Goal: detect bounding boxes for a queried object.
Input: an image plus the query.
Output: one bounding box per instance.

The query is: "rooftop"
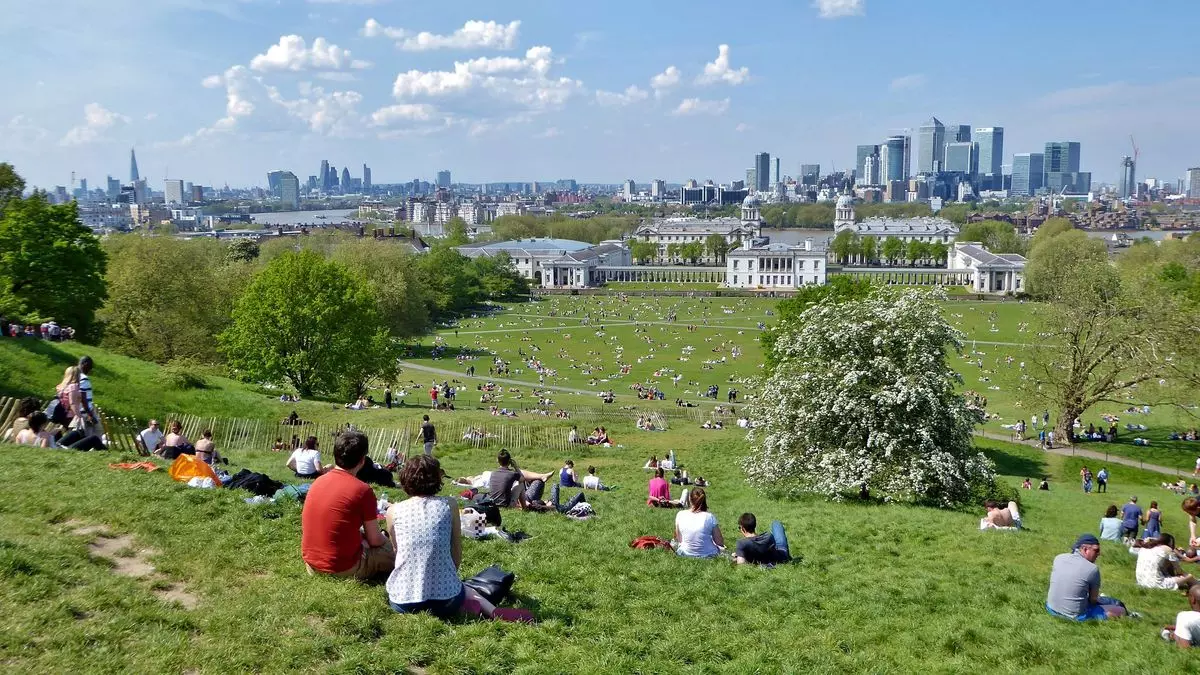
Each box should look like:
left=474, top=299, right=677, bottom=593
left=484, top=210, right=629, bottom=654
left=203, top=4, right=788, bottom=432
left=464, top=237, right=593, bottom=253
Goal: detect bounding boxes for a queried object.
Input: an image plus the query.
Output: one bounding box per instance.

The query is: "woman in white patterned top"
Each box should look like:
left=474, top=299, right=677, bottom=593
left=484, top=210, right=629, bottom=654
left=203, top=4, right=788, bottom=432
left=385, top=455, right=497, bottom=619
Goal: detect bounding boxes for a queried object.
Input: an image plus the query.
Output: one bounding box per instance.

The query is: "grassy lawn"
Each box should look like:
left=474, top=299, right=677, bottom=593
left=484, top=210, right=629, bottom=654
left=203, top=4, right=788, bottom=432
left=2, top=432, right=1198, bottom=673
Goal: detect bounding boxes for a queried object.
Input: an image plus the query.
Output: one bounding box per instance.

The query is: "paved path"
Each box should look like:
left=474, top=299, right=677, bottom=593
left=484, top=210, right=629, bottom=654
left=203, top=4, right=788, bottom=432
left=974, top=430, right=1187, bottom=478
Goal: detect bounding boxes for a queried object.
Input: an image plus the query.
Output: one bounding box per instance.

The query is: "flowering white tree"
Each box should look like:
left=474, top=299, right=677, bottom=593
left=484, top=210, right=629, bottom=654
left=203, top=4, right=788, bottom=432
left=743, top=288, right=993, bottom=506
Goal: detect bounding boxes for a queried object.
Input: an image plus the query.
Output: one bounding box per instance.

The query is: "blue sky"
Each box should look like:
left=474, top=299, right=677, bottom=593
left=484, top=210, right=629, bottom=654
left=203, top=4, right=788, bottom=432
left=3, top=0, right=1199, bottom=189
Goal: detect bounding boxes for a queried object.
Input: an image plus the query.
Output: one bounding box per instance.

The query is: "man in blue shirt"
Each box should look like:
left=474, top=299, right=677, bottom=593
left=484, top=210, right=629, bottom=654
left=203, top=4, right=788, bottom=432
left=1120, top=496, right=1143, bottom=542
left=1096, top=467, right=1109, bottom=493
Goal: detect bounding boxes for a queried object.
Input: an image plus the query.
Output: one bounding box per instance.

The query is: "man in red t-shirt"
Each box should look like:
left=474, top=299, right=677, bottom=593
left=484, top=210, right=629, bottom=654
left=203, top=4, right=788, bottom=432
left=429, top=386, right=438, bottom=409
left=301, top=430, right=393, bottom=579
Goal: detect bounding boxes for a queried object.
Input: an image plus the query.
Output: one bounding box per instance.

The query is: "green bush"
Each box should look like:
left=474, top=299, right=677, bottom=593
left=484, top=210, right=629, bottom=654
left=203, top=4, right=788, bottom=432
left=155, top=358, right=209, bottom=391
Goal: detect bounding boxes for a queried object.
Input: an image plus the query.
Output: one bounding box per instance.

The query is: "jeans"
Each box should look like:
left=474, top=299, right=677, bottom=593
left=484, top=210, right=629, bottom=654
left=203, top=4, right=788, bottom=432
left=60, top=429, right=106, bottom=451
left=389, top=587, right=465, bottom=619
left=525, top=479, right=546, bottom=502
left=770, top=520, right=791, bottom=561
left=550, top=482, right=586, bottom=513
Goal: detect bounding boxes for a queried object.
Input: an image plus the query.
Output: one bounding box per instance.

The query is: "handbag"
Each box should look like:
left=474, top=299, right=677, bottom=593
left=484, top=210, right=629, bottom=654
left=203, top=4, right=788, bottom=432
left=463, top=565, right=515, bottom=605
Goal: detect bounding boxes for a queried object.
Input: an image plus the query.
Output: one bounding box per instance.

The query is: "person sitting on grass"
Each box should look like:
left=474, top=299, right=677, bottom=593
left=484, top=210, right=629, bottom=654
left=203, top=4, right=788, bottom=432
left=1163, top=585, right=1200, bottom=648
left=1046, top=533, right=1127, bottom=621
left=647, top=467, right=676, bottom=507
left=384, top=455, right=503, bottom=620
left=733, top=513, right=791, bottom=566
left=301, top=431, right=393, bottom=580
left=559, top=460, right=579, bottom=488
left=673, top=488, right=724, bottom=558
left=1099, top=505, right=1123, bottom=542
left=1134, top=534, right=1196, bottom=591
left=981, top=500, right=1022, bottom=530
left=194, top=429, right=221, bottom=465
left=644, top=455, right=659, bottom=470
left=582, top=466, right=610, bottom=491
left=486, top=449, right=553, bottom=509
left=287, top=436, right=325, bottom=479
left=14, top=411, right=55, bottom=448
left=2, top=397, right=40, bottom=443
left=158, top=420, right=194, bottom=460
left=1039, top=477, right=1050, bottom=491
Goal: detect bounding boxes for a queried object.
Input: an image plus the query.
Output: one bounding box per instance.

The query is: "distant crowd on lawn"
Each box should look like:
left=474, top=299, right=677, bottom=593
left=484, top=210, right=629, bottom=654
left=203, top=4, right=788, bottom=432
left=0, top=316, right=76, bottom=341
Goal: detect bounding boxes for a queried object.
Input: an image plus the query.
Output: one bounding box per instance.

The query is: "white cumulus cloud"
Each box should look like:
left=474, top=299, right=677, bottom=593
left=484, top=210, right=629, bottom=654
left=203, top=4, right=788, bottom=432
left=696, top=45, right=749, bottom=86
left=370, top=103, right=439, bottom=126
left=889, top=73, right=926, bottom=91
left=813, top=0, right=864, bottom=19
left=595, top=85, right=649, bottom=106
left=59, top=103, right=130, bottom=146
left=672, top=97, right=730, bottom=116
left=650, top=65, right=681, bottom=96
left=249, top=35, right=370, bottom=72
left=363, top=19, right=520, bottom=51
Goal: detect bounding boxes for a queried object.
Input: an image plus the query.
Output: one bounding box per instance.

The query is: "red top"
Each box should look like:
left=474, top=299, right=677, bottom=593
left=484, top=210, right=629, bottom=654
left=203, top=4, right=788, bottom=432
left=430, top=387, right=438, bottom=400
left=301, top=469, right=377, bottom=573
left=648, top=477, right=671, bottom=501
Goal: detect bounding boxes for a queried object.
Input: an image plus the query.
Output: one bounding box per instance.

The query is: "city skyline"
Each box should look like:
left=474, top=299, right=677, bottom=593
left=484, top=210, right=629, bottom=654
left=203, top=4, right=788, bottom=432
left=3, top=0, right=1199, bottom=188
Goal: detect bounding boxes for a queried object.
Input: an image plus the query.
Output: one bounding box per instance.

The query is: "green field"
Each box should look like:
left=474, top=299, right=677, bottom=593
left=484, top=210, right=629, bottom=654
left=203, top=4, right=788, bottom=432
left=3, top=294, right=1200, bottom=673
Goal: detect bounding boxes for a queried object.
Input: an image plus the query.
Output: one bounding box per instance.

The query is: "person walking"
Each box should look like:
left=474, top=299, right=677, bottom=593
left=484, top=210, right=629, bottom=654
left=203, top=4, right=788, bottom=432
left=1097, top=467, right=1109, bottom=494
left=384, top=386, right=393, bottom=410
left=420, top=415, right=437, bottom=456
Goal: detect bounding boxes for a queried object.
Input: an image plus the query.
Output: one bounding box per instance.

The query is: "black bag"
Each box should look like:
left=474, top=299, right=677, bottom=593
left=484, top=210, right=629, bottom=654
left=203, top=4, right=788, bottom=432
left=356, top=462, right=396, bottom=488
left=463, top=565, right=515, bottom=605
left=471, top=494, right=503, bottom=526
left=226, top=469, right=284, bottom=496
left=45, top=397, right=69, bottom=426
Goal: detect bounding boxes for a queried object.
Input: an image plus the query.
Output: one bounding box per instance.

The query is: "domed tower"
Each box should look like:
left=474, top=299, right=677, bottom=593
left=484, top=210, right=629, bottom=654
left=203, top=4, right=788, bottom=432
left=741, top=193, right=761, bottom=224
left=834, top=193, right=855, bottom=232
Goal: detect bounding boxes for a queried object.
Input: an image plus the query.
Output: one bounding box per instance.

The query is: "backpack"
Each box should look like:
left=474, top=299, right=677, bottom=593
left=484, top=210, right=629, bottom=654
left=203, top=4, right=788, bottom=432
left=225, top=469, right=285, bottom=497
left=471, top=494, right=504, bottom=526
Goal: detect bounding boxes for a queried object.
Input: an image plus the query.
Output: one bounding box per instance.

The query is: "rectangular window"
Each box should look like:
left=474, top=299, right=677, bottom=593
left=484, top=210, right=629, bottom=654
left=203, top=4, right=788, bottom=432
left=732, top=275, right=738, bottom=284
left=814, top=260, right=821, bottom=269
left=733, top=260, right=740, bottom=270
left=797, top=260, right=805, bottom=270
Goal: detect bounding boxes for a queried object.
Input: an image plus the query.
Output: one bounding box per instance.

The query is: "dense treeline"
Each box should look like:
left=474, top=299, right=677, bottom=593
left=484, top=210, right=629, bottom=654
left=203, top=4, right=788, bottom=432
left=758, top=202, right=936, bottom=229
left=485, top=214, right=638, bottom=244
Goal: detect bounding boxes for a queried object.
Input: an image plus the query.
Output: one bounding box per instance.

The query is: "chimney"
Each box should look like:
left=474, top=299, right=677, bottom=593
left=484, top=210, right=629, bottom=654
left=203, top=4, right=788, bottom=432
left=804, top=238, right=812, bottom=251
left=742, top=238, right=751, bottom=251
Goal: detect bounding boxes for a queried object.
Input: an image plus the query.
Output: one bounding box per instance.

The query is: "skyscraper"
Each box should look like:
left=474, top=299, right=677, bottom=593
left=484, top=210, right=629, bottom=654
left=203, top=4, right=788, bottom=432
left=106, top=176, right=120, bottom=199
left=267, top=170, right=286, bottom=198
left=319, top=160, right=331, bottom=191
left=881, top=136, right=909, bottom=185
left=164, top=179, right=185, bottom=205
left=363, top=164, right=372, bottom=191
left=1118, top=156, right=1136, bottom=199
left=862, top=155, right=879, bottom=186
left=279, top=172, right=301, bottom=209
left=917, top=117, right=945, bottom=174
left=341, top=167, right=351, bottom=193
left=129, top=148, right=140, bottom=183
left=947, top=125, right=971, bottom=144
left=800, top=164, right=820, bottom=186
left=855, top=145, right=879, bottom=185
left=754, top=152, right=770, bottom=192
left=437, top=170, right=452, bottom=188
left=944, top=142, right=976, bottom=177
left=1010, top=153, right=1044, bottom=197
left=1188, top=168, right=1200, bottom=199
left=651, top=179, right=665, bottom=199
left=1044, top=142, right=1084, bottom=193
left=623, top=179, right=636, bottom=202
left=746, top=168, right=757, bottom=190
left=773, top=157, right=781, bottom=185
left=974, top=127, right=1004, bottom=190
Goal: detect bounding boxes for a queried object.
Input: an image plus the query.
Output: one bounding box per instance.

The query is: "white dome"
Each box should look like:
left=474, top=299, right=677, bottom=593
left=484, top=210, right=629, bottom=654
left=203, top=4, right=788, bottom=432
left=742, top=194, right=760, bottom=207
left=836, top=195, right=854, bottom=209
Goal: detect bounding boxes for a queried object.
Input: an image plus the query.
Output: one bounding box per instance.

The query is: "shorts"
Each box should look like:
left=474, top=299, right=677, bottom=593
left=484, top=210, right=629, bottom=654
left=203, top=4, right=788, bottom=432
left=1121, top=525, right=1139, bottom=539
left=1046, top=602, right=1109, bottom=622
left=306, top=540, right=395, bottom=581
left=389, top=587, right=466, bottom=619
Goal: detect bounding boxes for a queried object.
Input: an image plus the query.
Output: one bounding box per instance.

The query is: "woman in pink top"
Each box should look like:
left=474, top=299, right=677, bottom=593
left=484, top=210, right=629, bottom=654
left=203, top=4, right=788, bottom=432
left=648, top=467, right=675, bottom=507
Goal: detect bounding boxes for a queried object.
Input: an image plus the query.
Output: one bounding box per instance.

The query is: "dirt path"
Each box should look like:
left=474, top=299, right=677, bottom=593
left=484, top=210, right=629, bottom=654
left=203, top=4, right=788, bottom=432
left=974, top=430, right=1187, bottom=478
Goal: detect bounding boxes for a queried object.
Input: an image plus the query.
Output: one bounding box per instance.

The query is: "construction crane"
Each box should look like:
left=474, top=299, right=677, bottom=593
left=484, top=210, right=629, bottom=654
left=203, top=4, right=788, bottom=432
left=1129, top=135, right=1139, bottom=165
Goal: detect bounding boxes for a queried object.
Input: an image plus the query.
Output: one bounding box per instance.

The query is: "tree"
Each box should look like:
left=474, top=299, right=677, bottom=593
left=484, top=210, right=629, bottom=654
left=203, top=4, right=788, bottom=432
left=99, top=236, right=228, bottom=363
left=225, top=239, right=261, bottom=264
left=880, top=236, right=904, bottom=266
left=761, top=276, right=874, bottom=368
left=331, top=239, right=430, bottom=339
left=469, top=251, right=530, bottom=300
left=0, top=162, right=25, bottom=213
left=444, top=217, right=470, bottom=246
left=0, top=194, right=107, bottom=337
left=859, top=236, right=877, bottom=265
left=743, top=288, right=993, bottom=506
left=905, top=240, right=929, bottom=266
left=956, top=220, right=1025, bottom=254
left=830, top=230, right=856, bottom=264
left=928, top=241, right=949, bottom=267
left=937, top=203, right=973, bottom=224
left=705, top=234, right=730, bottom=264
left=220, top=251, right=393, bottom=398
left=666, top=243, right=681, bottom=262
left=1025, top=229, right=1107, bottom=299
left=681, top=241, right=705, bottom=264
left=416, top=244, right=479, bottom=318
left=630, top=240, right=657, bottom=264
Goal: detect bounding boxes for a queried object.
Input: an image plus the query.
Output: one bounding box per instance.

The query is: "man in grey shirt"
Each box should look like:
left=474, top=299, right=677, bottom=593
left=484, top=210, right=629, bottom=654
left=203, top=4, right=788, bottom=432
left=1046, top=534, right=1127, bottom=621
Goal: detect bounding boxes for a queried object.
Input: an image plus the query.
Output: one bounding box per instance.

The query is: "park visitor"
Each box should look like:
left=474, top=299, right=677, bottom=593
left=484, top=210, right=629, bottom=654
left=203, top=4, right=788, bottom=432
left=1184, top=497, right=1200, bottom=548
left=1039, top=477, right=1050, bottom=491
left=559, top=460, right=578, bottom=488
left=1163, top=586, right=1200, bottom=648
left=1120, top=496, right=1144, bottom=543
left=733, top=513, right=790, bottom=565
left=138, top=419, right=164, bottom=455
left=1098, top=505, right=1123, bottom=542
left=1, top=397, right=39, bottom=443
left=385, top=455, right=498, bottom=619
left=384, top=386, right=392, bottom=410
left=158, top=420, right=193, bottom=459
left=420, top=415, right=437, bottom=455
left=14, top=411, right=54, bottom=447
left=647, top=467, right=674, bottom=507
left=1045, top=534, right=1126, bottom=621
left=1022, top=477, right=1032, bottom=490
left=582, top=466, right=609, bottom=491
left=568, top=425, right=580, bottom=444
left=287, top=436, right=324, bottom=479
left=301, top=431, right=393, bottom=580
left=1143, top=501, right=1162, bottom=540
left=56, top=364, right=105, bottom=451
left=486, top=449, right=553, bottom=508
left=673, top=488, right=723, bottom=558
left=981, top=500, right=1022, bottom=530
left=194, top=429, right=218, bottom=464
left=1096, top=467, right=1108, bottom=493
left=1134, top=534, right=1196, bottom=591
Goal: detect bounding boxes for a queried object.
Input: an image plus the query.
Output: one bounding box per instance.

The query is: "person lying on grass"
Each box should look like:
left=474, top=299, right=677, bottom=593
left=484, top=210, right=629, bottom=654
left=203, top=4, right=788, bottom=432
left=980, top=500, right=1022, bottom=530
left=733, top=513, right=791, bottom=566
left=1163, top=585, right=1200, bottom=648
left=1134, top=534, right=1197, bottom=591
left=301, top=431, right=394, bottom=581
left=1046, top=533, right=1127, bottom=621
left=673, top=488, right=724, bottom=558
left=384, top=454, right=502, bottom=620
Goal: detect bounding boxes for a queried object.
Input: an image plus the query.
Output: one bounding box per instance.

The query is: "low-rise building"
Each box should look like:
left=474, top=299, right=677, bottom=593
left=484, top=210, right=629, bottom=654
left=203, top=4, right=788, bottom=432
left=726, top=238, right=829, bottom=289
left=457, top=238, right=631, bottom=287
left=948, top=241, right=1026, bottom=294
left=833, top=193, right=958, bottom=244
left=635, top=195, right=764, bottom=260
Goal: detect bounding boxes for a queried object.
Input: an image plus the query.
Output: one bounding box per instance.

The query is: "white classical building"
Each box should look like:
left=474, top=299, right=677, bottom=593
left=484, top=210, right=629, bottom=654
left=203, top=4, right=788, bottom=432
left=948, top=242, right=1027, bottom=294
left=833, top=194, right=959, bottom=244
left=726, top=238, right=829, bottom=289
left=456, top=238, right=631, bottom=288
left=633, top=195, right=764, bottom=261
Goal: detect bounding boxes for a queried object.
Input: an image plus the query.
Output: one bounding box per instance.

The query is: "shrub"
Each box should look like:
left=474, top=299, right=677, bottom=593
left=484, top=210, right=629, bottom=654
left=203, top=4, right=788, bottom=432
left=155, top=358, right=209, bottom=391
